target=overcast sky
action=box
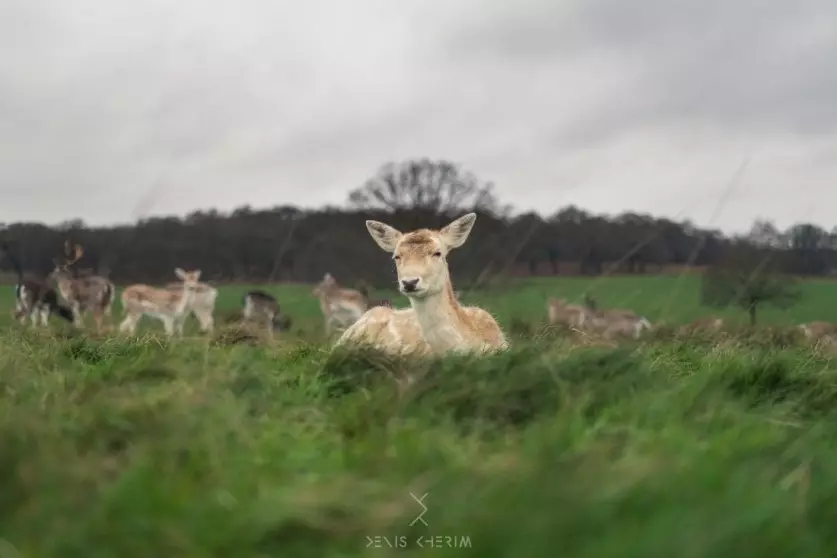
[2,0,836,233]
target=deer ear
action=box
[174,267,186,280]
[366,220,403,252]
[439,213,477,250]
[193,270,202,281]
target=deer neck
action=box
[55,274,74,300]
[176,285,196,314]
[408,276,467,352]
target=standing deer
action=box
[0,243,75,326]
[49,242,115,332]
[336,213,508,355]
[165,280,218,334]
[242,289,293,340]
[312,273,369,336]
[119,268,202,337]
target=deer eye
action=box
[432,251,442,257]
[392,255,401,261]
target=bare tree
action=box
[347,158,508,217]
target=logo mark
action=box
[409,492,429,526]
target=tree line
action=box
[1,158,835,286]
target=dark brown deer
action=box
[242,289,293,340]
[49,241,116,333]
[0,243,74,327]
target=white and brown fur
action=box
[165,280,218,334]
[313,273,369,336]
[48,242,115,332]
[550,296,651,340]
[242,289,292,339]
[1,244,75,327]
[798,321,837,342]
[547,297,589,329]
[119,268,202,336]
[336,213,508,356]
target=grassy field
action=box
[2,275,837,556]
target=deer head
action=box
[366,213,476,298]
[174,267,202,292]
[51,241,84,280]
[312,272,337,297]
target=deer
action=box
[241,289,293,339]
[798,321,837,342]
[547,297,589,329]
[312,273,369,336]
[119,268,202,337]
[164,280,218,334]
[572,301,652,340]
[678,316,726,336]
[49,242,116,332]
[0,243,75,327]
[336,213,508,356]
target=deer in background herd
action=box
[49,242,116,333]
[119,268,203,337]
[336,213,508,356]
[241,289,293,339]
[312,273,372,336]
[547,295,652,340]
[1,243,75,326]
[165,279,218,334]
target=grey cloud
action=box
[0,0,836,232]
[446,0,837,140]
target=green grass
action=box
[2,275,837,556]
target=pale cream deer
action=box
[49,242,116,332]
[336,213,507,355]
[165,280,218,333]
[119,268,201,336]
[313,273,368,336]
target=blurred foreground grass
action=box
[1,326,837,557]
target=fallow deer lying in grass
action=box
[547,297,588,329]
[678,316,725,336]
[798,321,837,342]
[1,244,75,327]
[313,273,369,336]
[566,301,651,340]
[119,268,202,336]
[336,213,508,356]
[242,289,293,339]
[49,242,116,333]
[165,280,218,333]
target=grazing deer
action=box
[242,289,293,339]
[0,244,75,326]
[49,242,115,332]
[312,273,368,336]
[165,281,218,333]
[119,268,202,336]
[337,213,507,355]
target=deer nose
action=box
[400,278,420,292]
